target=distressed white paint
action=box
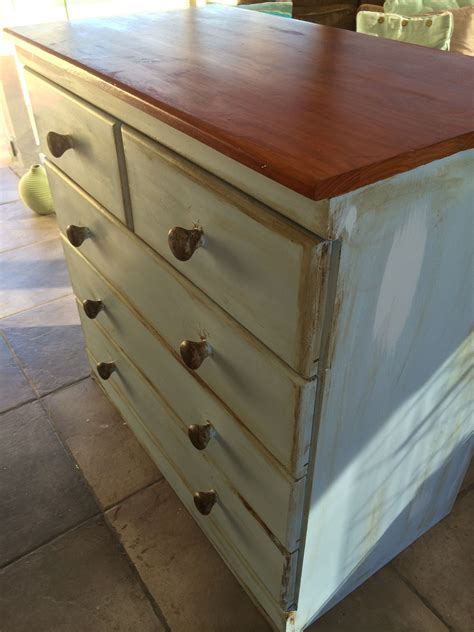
[24,68,131,225]
[46,161,317,477]
[293,150,474,632]
[81,318,297,610]
[123,126,328,377]
[64,239,306,552]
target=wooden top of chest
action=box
[6,7,474,201]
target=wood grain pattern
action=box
[7,7,474,201]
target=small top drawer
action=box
[24,69,130,224]
[123,127,330,378]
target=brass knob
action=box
[168,227,204,261]
[180,339,211,370]
[193,490,217,515]
[188,423,215,450]
[82,299,104,320]
[97,361,116,380]
[47,131,74,158]
[66,224,91,247]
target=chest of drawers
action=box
[7,9,473,631]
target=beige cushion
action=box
[437,6,474,54]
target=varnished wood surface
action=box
[7,7,474,200]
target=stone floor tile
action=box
[392,490,474,632]
[0,334,35,413]
[0,237,71,318]
[44,378,161,509]
[0,167,19,205]
[0,295,89,396]
[0,517,165,632]
[0,199,59,253]
[106,480,271,632]
[306,566,449,632]
[0,400,98,566]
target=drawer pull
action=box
[193,490,217,515]
[188,423,215,450]
[46,131,74,158]
[168,227,204,261]
[180,339,211,370]
[82,299,104,320]
[97,361,116,380]
[66,224,91,247]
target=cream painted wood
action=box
[291,151,474,632]
[92,369,293,632]
[64,240,306,552]
[124,127,329,377]
[15,48,331,237]
[24,68,131,225]
[47,162,317,477]
[81,318,299,609]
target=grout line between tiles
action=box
[0,329,41,399]
[0,231,61,256]
[103,477,163,514]
[390,565,454,632]
[0,233,61,256]
[0,512,102,572]
[102,517,172,632]
[0,291,74,322]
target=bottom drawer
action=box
[80,311,298,611]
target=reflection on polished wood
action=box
[6,7,473,200]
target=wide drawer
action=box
[25,69,130,224]
[48,161,316,478]
[82,315,299,610]
[124,126,330,378]
[65,240,306,551]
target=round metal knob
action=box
[188,423,215,450]
[97,361,116,380]
[66,224,91,248]
[168,227,204,261]
[82,299,104,320]
[180,339,211,370]
[46,131,74,158]
[193,490,217,516]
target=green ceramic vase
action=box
[18,164,54,215]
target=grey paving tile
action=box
[106,480,271,632]
[307,566,449,632]
[392,490,474,632]
[0,199,59,253]
[44,378,161,509]
[0,237,71,318]
[0,400,98,566]
[0,517,165,632]
[0,295,90,396]
[0,167,19,205]
[0,334,35,413]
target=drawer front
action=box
[65,241,305,551]
[82,316,298,609]
[48,162,316,477]
[124,127,329,378]
[25,69,129,224]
